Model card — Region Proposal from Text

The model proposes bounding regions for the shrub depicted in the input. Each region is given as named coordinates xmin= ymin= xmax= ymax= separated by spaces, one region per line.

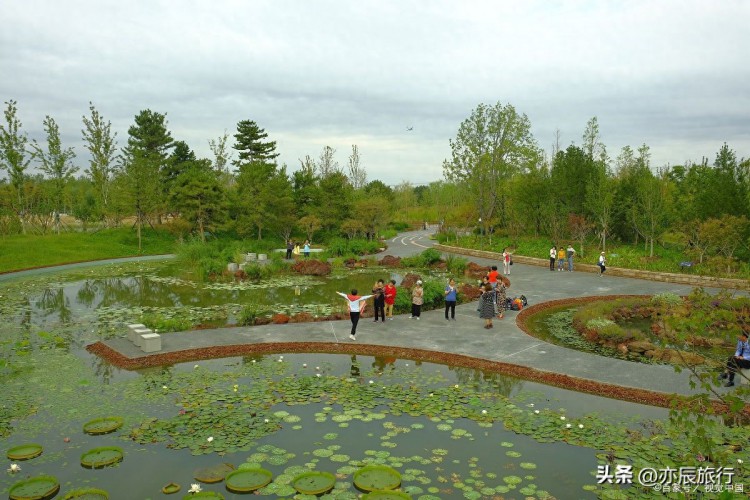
xmin=420 ymin=248 xmax=442 ymax=265
xmin=651 ymin=292 xmax=682 ymax=307
xmin=238 ymin=305 xmax=260 ymax=326
xmin=445 ymin=254 xmax=468 ymax=275
xmin=141 ymin=313 xmax=193 ymax=332
xmin=390 ymin=221 xmax=410 ymax=231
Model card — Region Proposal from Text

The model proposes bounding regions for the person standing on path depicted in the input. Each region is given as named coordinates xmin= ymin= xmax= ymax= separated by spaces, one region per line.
xmin=495 ymin=280 xmax=507 ymax=319
xmin=598 ymin=252 xmax=606 ymax=276
xmin=479 ymin=284 xmax=496 ymax=329
xmin=488 ymin=265 xmax=499 ymax=288
xmin=549 ymin=246 xmax=556 ymax=271
xmin=444 ymin=278 xmax=457 ymax=320
xmin=293 ymin=242 xmax=301 ymax=258
xmin=719 ymin=330 xmax=750 ymax=387
xmin=336 ymin=289 xmax=373 ymax=340
xmin=410 ymin=280 xmax=424 ymax=319
xmin=384 ymin=279 xmax=397 ymax=320
xmin=285 ymin=240 xmax=294 ymax=260
xmin=557 ymin=247 xmax=566 ymax=271
xmin=372 ymin=279 xmax=386 ymax=323
xmin=303 ymin=240 xmax=311 ymax=258
xmin=566 ymin=245 xmax=576 ymax=272
xmin=502 ymin=248 xmax=511 ymax=275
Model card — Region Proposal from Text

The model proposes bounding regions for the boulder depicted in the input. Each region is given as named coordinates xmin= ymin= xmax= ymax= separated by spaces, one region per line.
xmin=378 ymin=255 xmax=402 ymax=267
xmin=627 ymin=340 xmax=658 ymax=354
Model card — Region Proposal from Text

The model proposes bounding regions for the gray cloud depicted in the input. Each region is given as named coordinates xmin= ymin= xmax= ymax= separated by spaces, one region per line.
xmin=1 ymin=0 xmax=748 ymax=185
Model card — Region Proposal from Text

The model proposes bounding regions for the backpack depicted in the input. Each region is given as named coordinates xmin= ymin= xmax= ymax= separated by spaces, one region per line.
xmin=520 ymin=295 xmax=528 ymax=307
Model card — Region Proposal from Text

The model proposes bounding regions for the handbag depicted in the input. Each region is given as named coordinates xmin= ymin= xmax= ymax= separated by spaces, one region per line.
xmin=509 ymin=258 xmax=513 ymax=265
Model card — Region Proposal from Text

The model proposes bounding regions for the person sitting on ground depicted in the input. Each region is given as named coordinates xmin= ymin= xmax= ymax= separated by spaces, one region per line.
xmin=719 ymin=330 xmax=750 ymax=387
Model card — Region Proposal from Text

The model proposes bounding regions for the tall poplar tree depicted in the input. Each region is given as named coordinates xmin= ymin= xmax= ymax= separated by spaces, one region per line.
xmin=0 ymin=100 xmax=31 ymax=232
xmin=31 ymin=115 xmax=77 ymax=233
xmin=81 ymin=103 xmax=117 ymax=223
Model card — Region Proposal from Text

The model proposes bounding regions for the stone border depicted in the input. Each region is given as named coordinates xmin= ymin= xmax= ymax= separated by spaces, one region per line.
xmin=434 ymin=244 xmax=750 ymax=290
xmin=86 ymin=340 xmax=746 ymax=416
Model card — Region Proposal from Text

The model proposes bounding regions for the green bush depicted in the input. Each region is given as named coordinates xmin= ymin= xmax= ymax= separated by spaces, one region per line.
xmin=238 ymin=305 xmax=260 ymax=326
xmin=420 ymin=248 xmax=442 ymax=265
xmin=651 ymin=292 xmax=682 ymax=307
xmin=141 ymin=313 xmax=193 ymax=333
xmin=390 ymin=221 xmax=410 ymax=231
xmin=445 ymin=254 xmax=468 ymax=275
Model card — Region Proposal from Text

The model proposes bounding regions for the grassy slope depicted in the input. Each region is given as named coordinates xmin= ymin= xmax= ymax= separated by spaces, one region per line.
xmin=0 ymin=228 xmax=177 ymax=273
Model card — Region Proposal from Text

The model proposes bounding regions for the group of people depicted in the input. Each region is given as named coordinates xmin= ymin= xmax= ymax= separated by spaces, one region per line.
xmin=478 ymin=266 xmax=508 ymax=329
xmin=549 ymin=244 xmax=577 ymax=272
xmin=285 ymin=239 xmax=311 ymax=259
xmin=337 ymin=279 xmax=399 ymax=340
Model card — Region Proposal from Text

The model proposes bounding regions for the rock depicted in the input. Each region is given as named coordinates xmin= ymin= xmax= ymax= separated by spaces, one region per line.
xmin=378 ymin=255 xmax=402 ymax=267
xmin=272 ymin=314 xmax=290 ymax=324
xmin=628 ymin=340 xmax=658 ymax=354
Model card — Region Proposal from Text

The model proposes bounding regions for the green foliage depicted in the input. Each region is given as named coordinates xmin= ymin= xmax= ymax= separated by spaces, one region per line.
xmin=141 ymin=313 xmax=193 ymax=332
xmin=238 ymin=305 xmax=260 ymax=326
xmin=650 ymin=292 xmax=682 ymax=307
xmin=420 ymin=248 xmax=442 ymax=265
xmin=323 ymin=237 xmax=381 ymax=257
xmin=444 ymin=254 xmax=468 ymax=275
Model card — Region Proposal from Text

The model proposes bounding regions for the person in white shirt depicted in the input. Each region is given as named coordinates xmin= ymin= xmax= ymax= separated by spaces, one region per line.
xmin=336 ymin=290 xmax=373 ymax=340
xmin=598 ymin=252 xmax=606 ymax=276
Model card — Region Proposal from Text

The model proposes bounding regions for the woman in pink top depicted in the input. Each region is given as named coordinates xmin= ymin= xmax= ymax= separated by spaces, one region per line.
xmin=336 ymin=289 xmax=373 ymax=341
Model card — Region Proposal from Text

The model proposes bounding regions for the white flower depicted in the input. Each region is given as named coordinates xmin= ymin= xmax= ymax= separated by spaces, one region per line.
xmin=7 ymin=463 xmax=21 ymax=473
xmin=369 ymin=380 xmax=374 ymax=384
xmin=278 ymin=359 xmax=283 ymax=363
xmin=560 ymin=416 xmax=566 ymax=421
xmin=233 ymin=384 xmax=238 ymax=392
xmin=303 ymin=363 xmax=307 ymax=368
xmin=207 ymin=436 xmax=214 ymax=442
xmin=429 ymin=393 xmax=434 ymax=397
xmin=481 ymin=410 xmax=488 ymax=415
xmin=251 ymin=359 xmax=256 ymax=363
xmin=528 ymin=403 xmax=534 ymax=408
xmin=578 ymin=424 xmax=584 ymax=429
xmin=405 ymin=364 xmax=409 ymax=367
xmin=316 ymin=373 xmax=321 ymax=378
xmin=566 ymin=423 xmax=572 ymax=428
xmin=279 ymin=356 xmax=284 ymax=359
xmin=188 ymin=483 xmax=202 ymax=493
xmin=194 ymin=364 xmax=199 ymax=369
xmin=162 ymin=385 xmax=168 ymax=390
xmin=315 ymin=366 xmax=320 ymax=370
xmin=264 ymin=418 xmax=269 ymax=423
xmin=534 ymin=410 xmax=540 ymax=414
xmin=454 ymin=384 xmax=459 ymax=388
xmin=739 ymin=459 xmax=744 ymax=464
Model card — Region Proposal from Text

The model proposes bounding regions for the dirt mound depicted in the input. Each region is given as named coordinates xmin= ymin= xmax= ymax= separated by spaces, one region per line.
xmin=378 ymin=255 xmax=402 ymax=267
xmin=292 ymin=259 xmax=332 ymax=275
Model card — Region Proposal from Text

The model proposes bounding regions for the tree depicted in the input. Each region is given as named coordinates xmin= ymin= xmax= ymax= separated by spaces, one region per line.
xmin=119 ymin=109 xmax=174 ymax=251
xmin=363 ymin=180 xmax=394 ymax=202
xmin=585 ymin=162 xmax=616 ymax=252
xmin=208 ymin=130 xmax=233 ymax=174
xmin=298 ymin=214 xmax=321 ymax=242
xmin=170 ymin=164 xmax=225 ymax=242
xmin=315 ymin=171 xmax=353 ymax=231
xmin=699 ymin=215 xmax=749 ymax=273
xmin=81 ymin=102 xmax=117 ymax=224
xmin=231 ymin=120 xmax=285 ymax=239
xmin=568 ymin=214 xmax=594 ymax=257
xmin=355 ymin=196 xmax=389 ymax=240
xmin=443 ymin=102 xmax=540 ymax=237
xmin=0 ymin=100 xmax=31 ymax=232
xmin=630 ymin=171 xmax=673 ymax=257
xmin=550 ymin=145 xmax=596 ymax=215
xmin=347 ymin=144 xmax=367 ymax=189
xmin=318 ymin=145 xmax=339 ymax=177
xmin=581 ymin=116 xmax=607 ymax=163
xmin=31 ymin=115 xmax=77 ymax=233
xmin=341 ymin=218 xmax=364 ymax=239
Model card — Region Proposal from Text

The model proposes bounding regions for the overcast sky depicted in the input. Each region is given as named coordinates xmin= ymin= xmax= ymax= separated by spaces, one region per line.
xmin=1 ymin=0 xmax=749 ymax=186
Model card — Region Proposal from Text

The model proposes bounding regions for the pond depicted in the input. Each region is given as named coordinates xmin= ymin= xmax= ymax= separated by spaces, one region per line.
xmin=2 ymin=262 xmax=748 ymax=499
xmin=5 ymin=260 xmax=412 ymax=332
xmin=4 ymin=350 xmax=671 ymax=499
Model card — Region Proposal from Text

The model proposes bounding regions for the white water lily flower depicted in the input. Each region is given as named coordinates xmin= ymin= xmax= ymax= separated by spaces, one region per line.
xmin=207 ymin=436 xmax=214 ymax=442
xmin=578 ymin=424 xmax=584 ymax=429
xmin=188 ymin=483 xmax=202 ymax=493
xmin=279 ymin=356 xmax=284 ymax=359
xmin=264 ymin=418 xmax=269 ymax=423
xmin=528 ymin=403 xmax=534 ymax=408
xmin=303 ymin=363 xmax=307 ymax=368
xmin=278 ymin=359 xmax=283 ymax=363
xmin=534 ymin=410 xmax=540 ymax=414
xmin=7 ymin=463 xmax=21 ymax=473
xmin=454 ymin=384 xmax=459 ymax=388
xmin=233 ymin=384 xmax=238 ymax=392
xmin=560 ymin=416 xmax=566 ymax=420
xmin=251 ymin=359 xmax=256 ymax=363
xmin=369 ymin=380 xmax=374 ymax=384
xmin=739 ymin=459 xmax=744 ymax=464
xmin=405 ymin=364 xmax=409 ymax=367
xmin=315 ymin=366 xmax=320 ymax=370
xmin=481 ymin=410 xmax=488 ymax=415
xmin=316 ymin=373 xmax=321 ymax=378
xmin=162 ymin=386 xmax=168 ymax=390
xmin=194 ymin=365 xmax=199 ymax=369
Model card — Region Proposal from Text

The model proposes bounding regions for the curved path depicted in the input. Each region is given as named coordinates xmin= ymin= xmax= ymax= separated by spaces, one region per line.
xmin=92 ymin=230 xmax=739 ymax=401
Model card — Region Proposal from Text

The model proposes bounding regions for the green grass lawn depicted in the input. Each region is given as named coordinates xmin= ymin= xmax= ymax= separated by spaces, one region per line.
xmin=0 ymin=227 xmax=177 ymax=273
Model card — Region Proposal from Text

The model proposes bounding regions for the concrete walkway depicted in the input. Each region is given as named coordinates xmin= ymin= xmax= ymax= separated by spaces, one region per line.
xmin=100 ymin=230 xmax=740 ymax=398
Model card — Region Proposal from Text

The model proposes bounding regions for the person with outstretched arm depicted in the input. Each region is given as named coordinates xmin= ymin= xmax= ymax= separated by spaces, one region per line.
xmin=336 ymin=289 xmax=373 ymax=341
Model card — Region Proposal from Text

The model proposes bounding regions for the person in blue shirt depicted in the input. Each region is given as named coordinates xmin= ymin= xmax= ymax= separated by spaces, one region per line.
xmin=719 ymin=330 xmax=750 ymax=387
xmin=303 ymin=240 xmax=311 ymax=258
xmin=444 ymin=278 xmax=458 ymax=321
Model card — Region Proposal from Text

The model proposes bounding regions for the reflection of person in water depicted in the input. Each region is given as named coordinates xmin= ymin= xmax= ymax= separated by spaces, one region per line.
xmin=350 ymin=355 xmax=361 ymax=378
xmin=372 ymin=356 xmax=396 ymax=374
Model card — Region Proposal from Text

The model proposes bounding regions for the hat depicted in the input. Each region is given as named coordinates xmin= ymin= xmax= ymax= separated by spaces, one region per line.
xmin=416 ymin=280 xmax=422 ymax=285
xmin=601 ymin=252 xmax=605 ymax=254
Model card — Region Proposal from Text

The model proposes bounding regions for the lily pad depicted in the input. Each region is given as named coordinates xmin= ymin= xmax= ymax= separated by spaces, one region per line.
xmin=363 ymin=491 xmax=412 ymax=499
xmin=83 ymin=417 xmax=123 ymax=435
xmin=353 ymin=465 xmax=402 ymax=492
xmin=161 ymin=482 xmax=181 ymax=494
xmin=62 ymin=488 xmax=109 ymax=499
xmin=7 ymin=443 xmax=43 ymax=460
xmin=224 ymin=468 xmax=273 ymax=493
xmin=9 ymin=475 xmax=60 ymax=500
xmin=194 ymin=463 xmax=235 ymax=483
xmin=80 ymin=446 xmax=124 ymax=468
xmin=291 ymin=471 xmax=336 ymax=495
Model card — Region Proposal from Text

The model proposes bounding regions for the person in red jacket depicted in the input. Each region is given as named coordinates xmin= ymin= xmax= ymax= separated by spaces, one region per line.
xmin=487 ymin=266 xmax=499 ymax=288
xmin=383 ymin=279 xmax=397 ymax=320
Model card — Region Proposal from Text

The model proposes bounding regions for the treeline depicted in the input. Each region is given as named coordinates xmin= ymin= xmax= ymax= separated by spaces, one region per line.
xmin=1 ymin=99 xmax=749 ymax=269
xmin=441 ymin=102 xmax=750 ymax=270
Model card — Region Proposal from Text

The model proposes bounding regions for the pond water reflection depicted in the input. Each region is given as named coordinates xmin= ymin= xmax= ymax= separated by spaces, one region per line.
xmin=2 ymin=352 xmax=666 ymax=499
